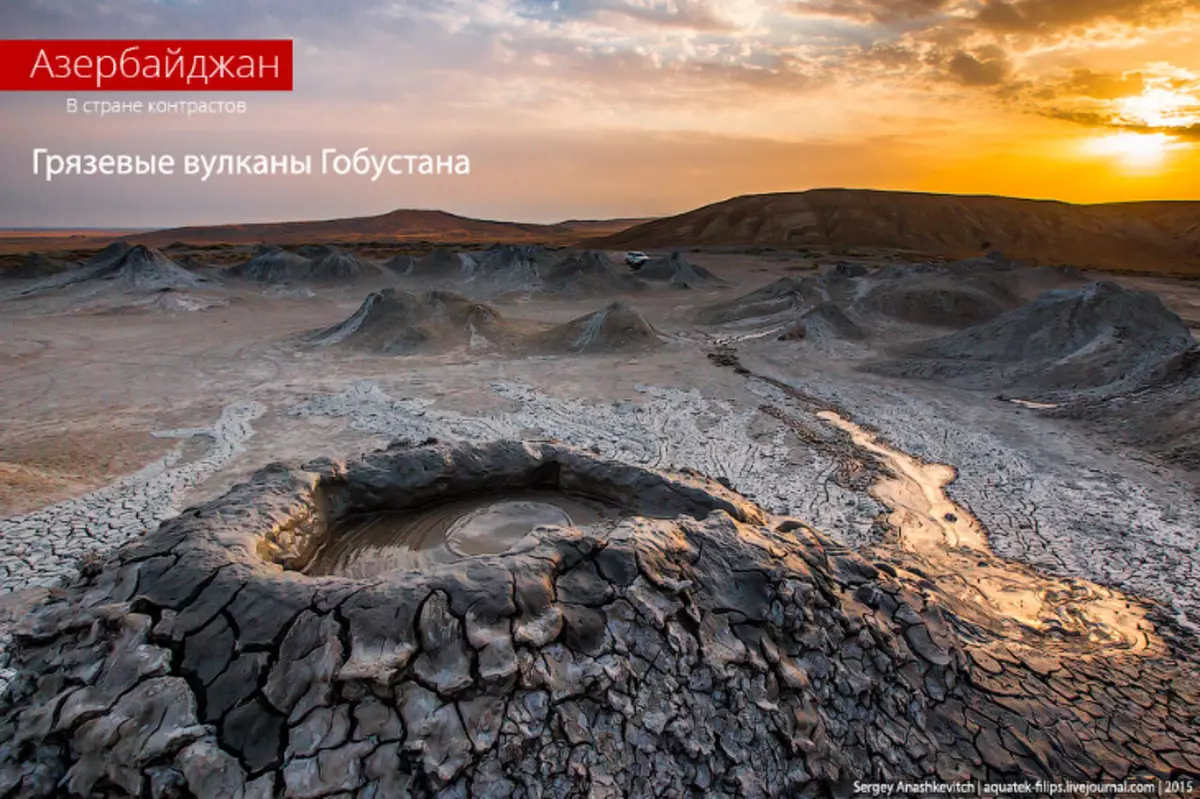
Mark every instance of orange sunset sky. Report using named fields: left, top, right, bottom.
left=1, top=0, right=1198, bottom=226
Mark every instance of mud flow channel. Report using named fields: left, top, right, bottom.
left=816, top=410, right=1158, bottom=653
left=303, top=491, right=623, bottom=579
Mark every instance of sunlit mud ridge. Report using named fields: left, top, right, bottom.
left=817, top=410, right=1158, bottom=654
left=1, top=440, right=1198, bottom=797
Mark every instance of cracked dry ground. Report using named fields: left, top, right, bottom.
left=1, top=440, right=1198, bottom=798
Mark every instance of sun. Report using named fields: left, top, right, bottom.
left=1116, top=87, right=1200, bottom=129
left=1085, top=131, right=1178, bottom=170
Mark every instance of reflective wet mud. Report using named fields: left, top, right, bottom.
left=817, top=409, right=1158, bottom=653
left=303, top=491, right=621, bottom=578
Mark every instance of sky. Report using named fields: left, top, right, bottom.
left=1, top=0, right=1199, bottom=226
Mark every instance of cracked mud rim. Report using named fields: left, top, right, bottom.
left=2, top=439, right=1198, bottom=797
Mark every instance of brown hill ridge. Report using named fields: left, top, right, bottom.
left=591, top=189, right=1200, bottom=277
left=127, top=210, right=651, bottom=248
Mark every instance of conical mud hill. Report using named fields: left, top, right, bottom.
left=230, top=245, right=383, bottom=283
left=696, top=277, right=818, bottom=325
left=877, top=281, right=1197, bottom=399
left=228, top=245, right=313, bottom=282
left=857, top=272, right=1015, bottom=329
left=308, top=288, right=524, bottom=354
left=3, top=439, right=1197, bottom=795
left=305, top=246, right=385, bottom=281
left=633, top=251, right=724, bottom=288
left=780, top=301, right=867, bottom=342
left=543, top=251, right=647, bottom=295
left=407, top=248, right=470, bottom=280
left=537, top=301, right=662, bottom=354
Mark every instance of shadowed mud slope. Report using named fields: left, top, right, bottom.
left=1, top=439, right=1196, bottom=797
left=593, top=188, right=1200, bottom=277
left=543, top=251, right=648, bottom=295
left=875, top=281, right=1197, bottom=400
left=631, top=251, right=725, bottom=288
left=307, top=288, right=532, bottom=354
left=534, top=301, right=663, bottom=354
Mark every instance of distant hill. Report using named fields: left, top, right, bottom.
left=128, top=210, right=651, bottom=248
left=0, top=212, right=651, bottom=256
left=590, top=189, right=1200, bottom=277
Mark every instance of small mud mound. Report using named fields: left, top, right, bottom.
left=633, top=251, right=723, bottom=288
left=3, top=439, right=1196, bottom=796
left=543, top=251, right=647, bottom=295
left=408, top=248, right=471, bottom=280
left=383, top=253, right=415, bottom=276
left=306, top=247, right=385, bottom=282
left=309, top=288, right=522, bottom=354
left=793, top=301, right=867, bottom=342
left=536, top=301, right=662, bottom=354
left=5, top=245, right=217, bottom=303
left=1062, top=346, right=1200, bottom=469
left=83, top=240, right=132, bottom=267
left=858, top=277, right=1011, bottom=329
left=878, top=281, right=1197, bottom=399
left=695, top=277, right=818, bottom=325
left=459, top=244, right=554, bottom=294
left=227, top=246, right=314, bottom=282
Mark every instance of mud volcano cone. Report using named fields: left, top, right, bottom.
left=3, top=439, right=1197, bottom=796
left=634, top=251, right=723, bottom=288
left=83, top=240, right=132, bottom=267
left=228, top=245, right=314, bottom=282
left=409, top=248, right=468, bottom=279
left=696, top=277, right=817, bottom=325
left=305, top=247, right=384, bottom=282
left=539, top=301, right=662, bottom=354
left=89, top=245, right=208, bottom=291
left=880, top=281, right=1197, bottom=399
left=544, top=251, right=646, bottom=295
left=309, top=288, right=515, bottom=354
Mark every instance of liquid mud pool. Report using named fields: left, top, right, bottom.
left=303, top=491, right=622, bottom=578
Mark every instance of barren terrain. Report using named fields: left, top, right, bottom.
left=1, top=236, right=1198, bottom=794
left=594, top=189, right=1200, bottom=278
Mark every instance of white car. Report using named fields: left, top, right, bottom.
left=625, top=251, right=650, bottom=268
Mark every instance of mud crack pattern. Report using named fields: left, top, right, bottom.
left=0, top=441, right=1197, bottom=798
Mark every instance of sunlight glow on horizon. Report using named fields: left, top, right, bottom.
left=1084, top=131, right=1187, bottom=171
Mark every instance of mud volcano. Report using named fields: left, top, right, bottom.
left=537, top=301, right=662, bottom=354
left=878, top=281, right=1197, bottom=399
left=779, top=302, right=866, bottom=343
left=308, top=288, right=522, bottom=354
left=543, top=251, right=646, bottom=295
left=9, top=245, right=212, bottom=299
left=227, top=246, right=313, bottom=283
left=695, top=277, right=818, bottom=326
left=632, top=252, right=723, bottom=289
left=3, top=441, right=1198, bottom=797
left=303, top=491, right=622, bottom=578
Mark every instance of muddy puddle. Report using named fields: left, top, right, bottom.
left=304, top=491, right=622, bottom=579
left=817, top=410, right=1158, bottom=653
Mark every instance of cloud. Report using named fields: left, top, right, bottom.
left=972, top=0, right=1200, bottom=34
left=945, top=46, right=1012, bottom=86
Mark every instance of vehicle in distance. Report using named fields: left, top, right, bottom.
left=625, top=251, right=650, bottom=268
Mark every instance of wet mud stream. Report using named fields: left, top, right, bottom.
left=816, top=409, right=1160, bottom=654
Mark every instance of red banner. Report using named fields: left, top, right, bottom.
left=0, top=39, right=293, bottom=91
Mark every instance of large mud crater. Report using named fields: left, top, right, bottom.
left=1, top=439, right=1197, bottom=798
left=303, top=490, right=622, bottom=577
